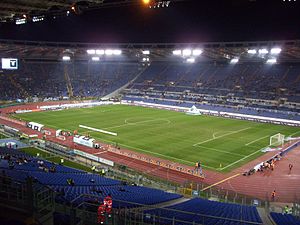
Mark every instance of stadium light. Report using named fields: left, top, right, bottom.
left=15, top=18, right=26, bottom=25
left=192, top=49, right=203, bottom=56
left=259, top=49, right=269, bottom=54
left=96, top=49, right=105, bottom=55
left=113, top=49, right=122, bottom=55
left=173, top=50, right=181, bottom=56
left=87, top=49, right=96, bottom=55
left=142, top=50, right=150, bottom=55
left=266, top=58, right=277, bottom=64
left=247, top=49, right=257, bottom=54
left=271, top=48, right=282, bottom=54
left=186, top=58, right=195, bottom=63
left=142, top=0, right=151, bottom=5
left=230, top=58, right=239, bottom=64
left=182, top=49, right=192, bottom=57
left=32, top=16, right=44, bottom=22
left=92, top=56, right=100, bottom=61
left=105, top=49, right=113, bottom=55
left=62, top=56, right=71, bottom=61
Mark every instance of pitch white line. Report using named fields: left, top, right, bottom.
left=193, top=127, right=252, bottom=146
left=245, top=135, right=269, bottom=146
left=194, top=146, right=245, bottom=157
left=99, top=138, right=218, bottom=170
left=290, top=131, right=300, bottom=137
left=219, top=147, right=264, bottom=171
left=79, top=124, right=117, bottom=136
left=102, top=118, right=171, bottom=130
left=125, top=118, right=171, bottom=125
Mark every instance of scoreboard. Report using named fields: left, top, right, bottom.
left=1, top=58, right=18, bottom=70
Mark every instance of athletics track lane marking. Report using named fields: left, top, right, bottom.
left=201, top=173, right=241, bottom=191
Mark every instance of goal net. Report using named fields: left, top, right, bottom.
left=269, top=133, right=285, bottom=147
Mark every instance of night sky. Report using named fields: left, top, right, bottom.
left=0, top=0, right=299, bottom=43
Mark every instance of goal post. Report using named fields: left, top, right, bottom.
left=269, top=133, right=285, bottom=147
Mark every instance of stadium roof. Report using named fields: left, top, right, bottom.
left=0, top=39, right=300, bottom=63
left=0, top=0, right=107, bottom=22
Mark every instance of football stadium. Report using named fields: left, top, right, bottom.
left=0, top=0, right=300, bottom=225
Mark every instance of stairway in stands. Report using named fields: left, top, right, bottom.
left=64, top=64, right=74, bottom=98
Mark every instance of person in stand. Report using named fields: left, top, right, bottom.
left=271, top=190, right=276, bottom=201
left=194, top=162, right=199, bottom=175
left=284, top=205, right=290, bottom=214
left=97, top=203, right=106, bottom=224
left=198, top=161, right=203, bottom=176
left=289, top=164, right=293, bottom=174
left=91, top=165, right=96, bottom=173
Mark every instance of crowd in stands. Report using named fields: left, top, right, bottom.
left=0, top=61, right=140, bottom=100
left=129, top=62, right=300, bottom=101
left=122, top=62, right=300, bottom=121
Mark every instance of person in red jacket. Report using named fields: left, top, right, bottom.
left=97, top=203, right=106, bottom=224
left=104, top=195, right=113, bottom=217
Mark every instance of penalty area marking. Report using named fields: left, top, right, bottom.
left=290, top=130, right=300, bottom=137
left=194, top=145, right=245, bottom=157
left=79, top=125, right=117, bottom=136
left=193, top=127, right=252, bottom=146
left=218, top=147, right=265, bottom=171
left=245, top=135, right=269, bottom=146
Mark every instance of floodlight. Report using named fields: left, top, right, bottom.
left=62, top=56, right=71, bottom=61
left=92, top=56, right=100, bottom=61
left=247, top=49, right=257, bottom=54
left=186, top=58, right=195, bottom=63
left=105, top=49, right=113, bottom=55
left=173, top=50, right=181, bottom=56
left=32, top=16, right=44, bottom=22
left=142, top=50, right=150, bottom=55
left=266, top=58, right=277, bottom=64
left=230, top=58, right=239, bottom=64
left=259, top=49, right=269, bottom=54
left=182, top=49, right=192, bottom=57
left=87, top=49, right=96, bottom=55
left=15, top=18, right=26, bottom=25
left=271, top=48, right=282, bottom=54
left=142, top=58, right=147, bottom=62
left=96, top=49, right=105, bottom=55
left=113, top=49, right=122, bottom=55
left=143, top=0, right=150, bottom=4
left=192, top=49, right=203, bottom=56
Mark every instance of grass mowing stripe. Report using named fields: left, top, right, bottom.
left=15, top=104, right=299, bottom=172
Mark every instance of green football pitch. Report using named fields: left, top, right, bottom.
left=15, top=104, right=300, bottom=172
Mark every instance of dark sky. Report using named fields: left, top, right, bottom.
left=0, top=0, right=299, bottom=43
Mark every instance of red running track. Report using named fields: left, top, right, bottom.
left=1, top=102, right=300, bottom=203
